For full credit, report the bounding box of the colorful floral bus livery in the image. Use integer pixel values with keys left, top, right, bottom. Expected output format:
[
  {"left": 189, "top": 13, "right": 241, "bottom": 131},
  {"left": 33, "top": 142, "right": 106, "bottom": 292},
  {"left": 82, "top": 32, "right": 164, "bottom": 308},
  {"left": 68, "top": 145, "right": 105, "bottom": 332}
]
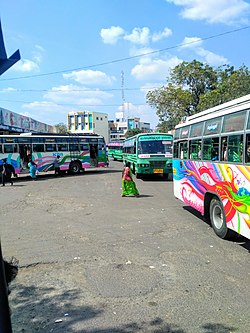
[
  {"left": 173, "top": 160, "right": 250, "bottom": 239},
  {"left": 173, "top": 94, "right": 250, "bottom": 240},
  {"left": 0, "top": 133, "right": 108, "bottom": 175}
]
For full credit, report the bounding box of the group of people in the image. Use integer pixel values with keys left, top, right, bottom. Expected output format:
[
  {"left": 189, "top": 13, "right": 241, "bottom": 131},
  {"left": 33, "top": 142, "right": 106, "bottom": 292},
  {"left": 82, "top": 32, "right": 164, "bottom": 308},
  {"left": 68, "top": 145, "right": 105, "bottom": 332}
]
[
  {"left": 0, "top": 155, "right": 62, "bottom": 186},
  {"left": 1, "top": 155, "right": 139, "bottom": 196}
]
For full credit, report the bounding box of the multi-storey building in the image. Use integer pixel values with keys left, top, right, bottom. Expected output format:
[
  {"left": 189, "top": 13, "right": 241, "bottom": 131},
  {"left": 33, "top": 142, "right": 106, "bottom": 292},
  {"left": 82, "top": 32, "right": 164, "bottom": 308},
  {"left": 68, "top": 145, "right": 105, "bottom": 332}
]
[
  {"left": 108, "top": 112, "right": 151, "bottom": 142},
  {"left": 68, "top": 111, "right": 109, "bottom": 143}
]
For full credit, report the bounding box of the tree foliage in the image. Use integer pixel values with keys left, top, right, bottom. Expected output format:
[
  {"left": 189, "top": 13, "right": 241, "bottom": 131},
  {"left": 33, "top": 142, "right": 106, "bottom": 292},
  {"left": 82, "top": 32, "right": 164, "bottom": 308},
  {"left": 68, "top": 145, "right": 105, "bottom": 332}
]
[
  {"left": 54, "top": 122, "right": 68, "bottom": 134},
  {"left": 146, "top": 60, "right": 250, "bottom": 131},
  {"left": 125, "top": 128, "right": 143, "bottom": 138}
]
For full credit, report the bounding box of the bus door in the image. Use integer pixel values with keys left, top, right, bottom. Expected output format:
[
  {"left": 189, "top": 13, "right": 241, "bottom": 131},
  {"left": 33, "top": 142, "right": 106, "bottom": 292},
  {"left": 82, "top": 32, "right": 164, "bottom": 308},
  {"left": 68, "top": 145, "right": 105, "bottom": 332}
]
[
  {"left": 89, "top": 143, "right": 98, "bottom": 167},
  {"left": 19, "top": 144, "right": 32, "bottom": 170}
]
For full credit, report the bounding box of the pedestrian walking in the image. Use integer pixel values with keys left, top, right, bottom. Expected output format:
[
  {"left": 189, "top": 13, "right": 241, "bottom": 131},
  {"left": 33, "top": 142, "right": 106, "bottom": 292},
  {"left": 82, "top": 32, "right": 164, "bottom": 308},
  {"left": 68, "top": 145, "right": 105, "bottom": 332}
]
[
  {"left": 121, "top": 163, "right": 139, "bottom": 197},
  {"left": 1, "top": 159, "right": 15, "bottom": 186}
]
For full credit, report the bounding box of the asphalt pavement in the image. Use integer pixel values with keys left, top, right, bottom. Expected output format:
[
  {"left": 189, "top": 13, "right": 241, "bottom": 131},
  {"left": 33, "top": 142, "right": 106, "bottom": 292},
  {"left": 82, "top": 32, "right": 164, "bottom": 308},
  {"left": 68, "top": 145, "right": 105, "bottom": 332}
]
[{"left": 1, "top": 161, "right": 249, "bottom": 333}]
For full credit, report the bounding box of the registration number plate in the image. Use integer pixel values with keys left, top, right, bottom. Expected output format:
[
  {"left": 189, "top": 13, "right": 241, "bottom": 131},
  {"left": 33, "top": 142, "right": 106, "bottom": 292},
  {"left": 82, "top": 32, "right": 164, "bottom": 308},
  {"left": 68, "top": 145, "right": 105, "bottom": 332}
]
[{"left": 153, "top": 168, "right": 163, "bottom": 174}]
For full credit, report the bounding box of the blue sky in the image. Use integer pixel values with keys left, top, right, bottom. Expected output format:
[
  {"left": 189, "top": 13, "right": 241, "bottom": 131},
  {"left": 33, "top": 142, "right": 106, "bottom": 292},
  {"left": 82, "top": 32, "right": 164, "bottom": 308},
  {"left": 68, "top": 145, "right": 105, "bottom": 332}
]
[{"left": 1, "top": 0, "right": 250, "bottom": 129}]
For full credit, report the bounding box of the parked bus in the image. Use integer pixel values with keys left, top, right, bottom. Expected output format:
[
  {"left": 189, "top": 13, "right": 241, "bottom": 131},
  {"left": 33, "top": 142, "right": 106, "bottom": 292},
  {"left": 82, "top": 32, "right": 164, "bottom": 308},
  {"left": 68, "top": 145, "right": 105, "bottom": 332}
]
[
  {"left": 173, "top": 94, "right": 250, "bottom": 240},
  {"left": 0, "top": 132, "right": 108, "bottom": 175},
  {"left": 123, "top": 132, "right": 173, "bottom": 178},
  {"left": 107, "top": 142, "right": 123, "bottom": 161}
]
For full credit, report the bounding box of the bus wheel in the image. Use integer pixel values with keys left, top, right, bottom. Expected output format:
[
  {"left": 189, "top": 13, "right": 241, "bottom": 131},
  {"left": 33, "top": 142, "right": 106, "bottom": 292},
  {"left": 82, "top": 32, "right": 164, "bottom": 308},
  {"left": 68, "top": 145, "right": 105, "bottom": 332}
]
[
  {"left": 209, "top": 198, "right": 231, "bottom": 239},
  {"left": 163, "top": 173, "right": 169, "bottom": 180},
  {"left": 135, "top": 172, "right": 141, "bottom": 179},
  {"left": 69, "top": 161, "right": 81, "bottom": 174},
  {"left": 132, "top": 164, "right": 136, "bottom": 175}
]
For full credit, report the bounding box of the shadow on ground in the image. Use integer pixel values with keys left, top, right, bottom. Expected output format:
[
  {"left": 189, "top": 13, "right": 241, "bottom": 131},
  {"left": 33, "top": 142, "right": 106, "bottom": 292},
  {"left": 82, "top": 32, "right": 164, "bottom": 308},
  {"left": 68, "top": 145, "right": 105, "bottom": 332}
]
[
  {"left": 183, "top": 206, "right": 250, "bottom": 251},
  {"left": 9, "top": 283, "right": 237, "bottom": 333},
  {"left": 140, "top": 174, "right": 173, "bottom": 182}
]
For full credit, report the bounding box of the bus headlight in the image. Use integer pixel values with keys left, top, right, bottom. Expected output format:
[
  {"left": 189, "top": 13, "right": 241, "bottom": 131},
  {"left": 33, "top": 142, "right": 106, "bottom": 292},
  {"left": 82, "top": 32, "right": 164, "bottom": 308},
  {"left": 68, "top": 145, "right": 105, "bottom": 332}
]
[{"left": 138, "top": 164, "right": 149, "bottom": 168}]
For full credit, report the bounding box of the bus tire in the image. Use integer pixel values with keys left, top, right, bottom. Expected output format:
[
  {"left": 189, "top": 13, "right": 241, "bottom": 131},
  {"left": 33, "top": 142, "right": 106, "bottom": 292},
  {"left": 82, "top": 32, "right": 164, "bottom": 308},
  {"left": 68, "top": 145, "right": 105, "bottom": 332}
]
[
  {"left": 135, "top": 172, "right": 141, "bottom": 179},
  {"left": 163, "top": 173, "right": 169, "bottom": 180},
  {"left": 132, "top": 164, "right": 136, "bottom": 175},
  {"left": 209, "top": 197, "right": 231, "bottom": 239},
  {"left": 69, "top": 161, "right": 81, "bottom": 174}
]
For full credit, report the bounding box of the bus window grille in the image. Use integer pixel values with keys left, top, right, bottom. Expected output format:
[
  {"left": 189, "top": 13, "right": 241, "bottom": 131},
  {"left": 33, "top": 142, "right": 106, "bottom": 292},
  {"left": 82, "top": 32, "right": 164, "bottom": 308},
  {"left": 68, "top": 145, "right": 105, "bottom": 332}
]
[{"left": 150, "top": 161, "right": 166, "bottom": 168}]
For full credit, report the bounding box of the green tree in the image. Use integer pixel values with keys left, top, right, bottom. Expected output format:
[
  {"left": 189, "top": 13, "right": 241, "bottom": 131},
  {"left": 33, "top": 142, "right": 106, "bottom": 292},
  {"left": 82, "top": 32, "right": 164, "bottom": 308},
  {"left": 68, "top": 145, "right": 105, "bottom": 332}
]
[
  {"left": 146, "top": 60, "right": 250, "bottom": 131},
  {"left": 199, "top": 65, "right": 250, "bottom": 110},
  {"left": 125, "top": 128, "right": 143, "bottom": 138},
  {"left": 147, "top": 83, "right": 192, "bottom": 131},
  {"left": 54, "top": 122, "right": 68, "bottom": 134}
]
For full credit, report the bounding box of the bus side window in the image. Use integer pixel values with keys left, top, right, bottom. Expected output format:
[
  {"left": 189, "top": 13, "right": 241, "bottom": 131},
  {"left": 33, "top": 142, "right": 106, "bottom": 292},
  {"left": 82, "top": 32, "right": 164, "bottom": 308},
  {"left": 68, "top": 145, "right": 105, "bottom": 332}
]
[
  {"left": 204, "top": 137, "right": 219, "bottom": 161},
  {"left": 189, "top": 139, "right": 202, "bottom": 160},
  {"left": 80, "top": 143, "right": 88, "bottom": 151},
  {"left": 173, "top": 142, "right": 178, "bottom": 158},
  {"left": 211, "top": 138, "right": 219, "bottom": 161},
  {"left": 33, "top": 144, "right": 45, "bottom": 152},
  {"left": 69, "top": 144, "right": 79, "bottom": 151},
  {"left": 45, "top": 144, "right": 57, "bottom": 152},
  {"left": 245, "top": 134, "right": 250, "bottom": 163},
  {"left": 57, "top": 143, "right": 68, "bottom": 151},
  {"left": 179, "top": 141, "right": 188, "bottom": 159},
  {"left": 221, "top": 137, "right": 228, "bottom": 161},
  {"left": 4, "top": 144, "right": 18, "bottom": 153},
  {"left": 227, "top": 135, "right": 243, "bottom": 163}
]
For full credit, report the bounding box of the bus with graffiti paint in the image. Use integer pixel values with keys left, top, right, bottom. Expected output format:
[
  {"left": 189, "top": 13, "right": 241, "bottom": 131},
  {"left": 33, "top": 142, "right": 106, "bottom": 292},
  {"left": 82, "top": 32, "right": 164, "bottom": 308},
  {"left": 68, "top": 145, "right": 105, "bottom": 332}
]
[
  {"left": 107, "top": 142, "right": 123, "bottom": 161},
  {"left": 123, "top": 132, "right": 173, "bottom": 179},
  {"left": 0, "top": 132, "right": 108, "bottom": 175},
  {"left": 173, "top": 94, "right": 250, "bottom": 240}
]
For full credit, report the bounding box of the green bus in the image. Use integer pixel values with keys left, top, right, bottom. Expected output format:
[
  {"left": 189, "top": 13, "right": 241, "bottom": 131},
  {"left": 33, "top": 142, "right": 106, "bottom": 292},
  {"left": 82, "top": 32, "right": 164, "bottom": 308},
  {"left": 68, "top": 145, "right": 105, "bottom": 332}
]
[
  {"left": 123, "top": 133, "right": 173, "bottom": 178},
  {"left": 107, "top": 142, "right": 123, "bottom": 161}
]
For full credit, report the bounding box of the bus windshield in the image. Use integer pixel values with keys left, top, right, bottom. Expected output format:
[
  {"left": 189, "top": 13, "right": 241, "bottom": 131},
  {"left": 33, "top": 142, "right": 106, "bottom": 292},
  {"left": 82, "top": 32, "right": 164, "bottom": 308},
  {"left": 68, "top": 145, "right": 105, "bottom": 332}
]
[{"left": 138, "top": 140, "right": 173, "bottom": 155}]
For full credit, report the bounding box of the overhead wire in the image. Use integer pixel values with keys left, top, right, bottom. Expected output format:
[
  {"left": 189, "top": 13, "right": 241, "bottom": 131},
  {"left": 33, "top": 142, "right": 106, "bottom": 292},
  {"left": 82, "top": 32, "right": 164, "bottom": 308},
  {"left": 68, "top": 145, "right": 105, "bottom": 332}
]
[
  {"left": 0, "top": 99, "right": 147, "bottom": 107},
  {"left": 0, "top": 25, "right": 249, "bottom": 82},
  {"left": 0, "top": 25, "right": 249, "bottom": 109}
]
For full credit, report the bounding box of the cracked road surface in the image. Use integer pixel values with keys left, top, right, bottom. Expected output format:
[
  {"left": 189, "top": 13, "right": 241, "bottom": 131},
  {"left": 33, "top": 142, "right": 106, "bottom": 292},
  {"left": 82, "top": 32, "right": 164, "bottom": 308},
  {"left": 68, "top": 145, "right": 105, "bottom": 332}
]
[{"left": 1, "top": 162, "right": 249, "bottom": 333}]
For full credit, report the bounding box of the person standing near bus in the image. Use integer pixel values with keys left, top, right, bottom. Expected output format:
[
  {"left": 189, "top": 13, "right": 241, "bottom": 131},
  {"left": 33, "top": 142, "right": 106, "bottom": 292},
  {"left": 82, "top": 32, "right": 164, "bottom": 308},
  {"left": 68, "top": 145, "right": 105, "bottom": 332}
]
[
  {"left": 28, "top": 160, "right": 37, "bottom": 180},
  {"left": 53, "top": 155, "right": 61, "bottom": 176},
  {"left": 121, "top": 163, "right": 139, "bottom": 197},
  {"left": 1, "top": 159, "right": 14, "bottom": 186}
]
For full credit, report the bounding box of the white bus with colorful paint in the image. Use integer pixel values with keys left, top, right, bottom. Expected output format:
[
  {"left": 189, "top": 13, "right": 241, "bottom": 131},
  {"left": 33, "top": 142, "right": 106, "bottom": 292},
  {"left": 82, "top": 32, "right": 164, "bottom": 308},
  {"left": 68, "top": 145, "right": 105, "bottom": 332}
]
[
  {"left": 0, "top": 132, "right": 108, "bottom": 175},
  {"left": 173, "top": 94, "right": 250, "bottom": 240},
  {"left": 123, "top": 132, "right": 173, "bottom": 179}
]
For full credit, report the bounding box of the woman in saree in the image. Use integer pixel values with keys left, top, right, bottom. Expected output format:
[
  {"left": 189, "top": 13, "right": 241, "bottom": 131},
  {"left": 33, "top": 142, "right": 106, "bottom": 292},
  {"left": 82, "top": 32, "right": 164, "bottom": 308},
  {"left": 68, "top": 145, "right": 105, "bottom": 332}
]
[{"left": 122, "top": 163, "right": 139, "bottom": 197}]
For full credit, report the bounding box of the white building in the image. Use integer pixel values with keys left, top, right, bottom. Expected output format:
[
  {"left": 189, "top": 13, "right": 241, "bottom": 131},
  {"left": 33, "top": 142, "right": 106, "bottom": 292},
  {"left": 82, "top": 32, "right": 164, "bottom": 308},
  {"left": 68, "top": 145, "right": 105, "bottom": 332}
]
[
  {"left": 67, "top": 111, "right": 109, "bottom": 143},
  {"left": 108, "top": 112, "right": 151, "bottom": 142}
]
